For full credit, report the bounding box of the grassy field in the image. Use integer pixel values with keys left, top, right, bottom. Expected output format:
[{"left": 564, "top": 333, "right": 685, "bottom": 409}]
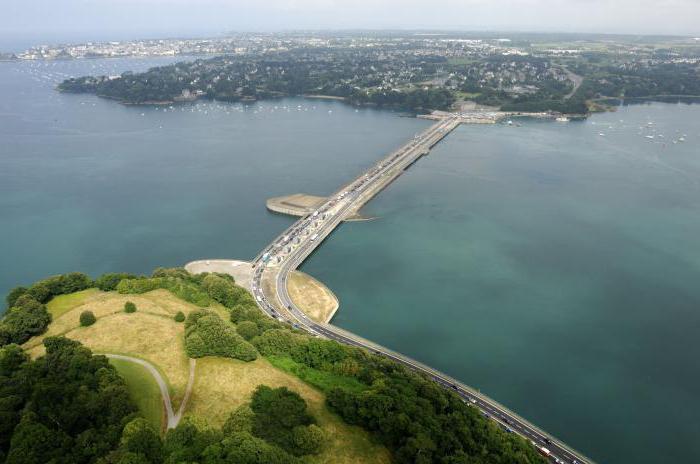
[
  {"left": 288, "top": 271, "right": 339, "bottom": 323},
  {"left": 46, "top": 288, "right": 104, "bottom": 318},
  {"left": 25, "top": 288, "right": 391, "bottom": 463},
  {"left": 188, "top": 356, "right": 390, "bottom": 464},
  {"left": 25, "top": 289, "right": 201, "bottom": 408},
  {"left": 110, "top": 358, "right": 164, "bottom": 431},
  {"left": 267, "top": 355, "right": 366, "bottom": 393}
]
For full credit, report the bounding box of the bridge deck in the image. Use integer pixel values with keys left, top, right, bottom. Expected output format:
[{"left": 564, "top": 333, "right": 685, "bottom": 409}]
[{"left": 194, "top": 114, "right": 593, "bottom": 464}]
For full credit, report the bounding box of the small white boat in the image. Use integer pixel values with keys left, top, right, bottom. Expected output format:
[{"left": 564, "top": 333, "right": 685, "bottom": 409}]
[{"left": 555, "top": 117, "right": 570, "bottom": 122}]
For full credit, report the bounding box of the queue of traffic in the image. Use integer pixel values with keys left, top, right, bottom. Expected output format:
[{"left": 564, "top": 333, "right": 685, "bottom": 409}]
[{"left": 245, "top": 114, "right": 589, "bottom": 464}]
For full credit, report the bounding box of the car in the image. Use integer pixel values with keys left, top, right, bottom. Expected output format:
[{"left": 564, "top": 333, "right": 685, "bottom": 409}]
[{"left": 543, "top": 438, "right": 552, "bottom": 445}]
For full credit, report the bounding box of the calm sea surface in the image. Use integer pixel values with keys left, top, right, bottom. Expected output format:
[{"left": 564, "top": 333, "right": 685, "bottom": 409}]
[{"left": 2, "top": 57, "right": 700, "bottom": 463}]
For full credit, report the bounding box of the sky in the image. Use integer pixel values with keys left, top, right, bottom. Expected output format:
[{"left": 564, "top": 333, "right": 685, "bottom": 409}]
[{"left": 2, "top": 0, "right": 699, "bottom": 49}]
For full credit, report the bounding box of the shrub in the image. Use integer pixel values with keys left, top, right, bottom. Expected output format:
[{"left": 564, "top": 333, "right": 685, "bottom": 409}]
[
  {"left": 250, "top": 385, "right": 318, "bottom": 456},
  {"left": 223, "top": 404, "right": 254, "bottom": 435},
  {"left": 174, "top": 311, "right": 185, "bottom": 323},
  {"left": 0, "top": 295, "right": 52, "bottom": 346},
  {"left": 184, "top": 312, "right": 257, "bottom": 362},
  {"left": 24, "top": 273, "right": 93, "bottom": 304},
  {"left": 252, "top": 329, "right": 301, "bottom": 356},
  {"left": 120, "top": 418, "right": 163, "bottom": 463},
  {"left": 229, "top": 303, "right": 262, "bottom": 324},
  {"left": 236, "top": 321, "right": 259, "bottom": 341},
  {"left": 5, "top": 287, "right": 28, "bottom": 308},
  {"left": 79, "top": 311, "right": 96, "bottom": 327},
  {"left": 292, "top": 424, "right": 325, "bottom": 455},
  {"left": 124, "top": 301, "right": 137, "bottom": 313},
  {"left": 117, "top": 277, "right": 210, "bottom": 307},
  {"left": 95, "top": 273, "right": 138, "bottom": 291}
]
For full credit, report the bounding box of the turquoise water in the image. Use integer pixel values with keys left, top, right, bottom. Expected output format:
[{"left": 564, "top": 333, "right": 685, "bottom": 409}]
[
  {"left": 302, "top": 104, "right": 700, "bottom": 463},
  {"left": 2, "top": 57, "right": 700, "bottom": 463}
]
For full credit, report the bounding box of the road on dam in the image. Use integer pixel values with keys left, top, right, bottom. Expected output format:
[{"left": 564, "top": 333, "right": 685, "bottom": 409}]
[{"left": 188, "top": 113, "right": 593, "bottom": 464}]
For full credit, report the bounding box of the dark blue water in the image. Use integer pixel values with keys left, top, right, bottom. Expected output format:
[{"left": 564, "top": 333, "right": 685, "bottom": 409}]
[{"left": 2, "top": 57, "right": 700, "bottom": 463}]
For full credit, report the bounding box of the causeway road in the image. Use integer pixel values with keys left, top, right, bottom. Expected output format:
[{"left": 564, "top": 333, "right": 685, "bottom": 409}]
[{"left": 201, "top": 114, "right": 592, "bottom": 464}]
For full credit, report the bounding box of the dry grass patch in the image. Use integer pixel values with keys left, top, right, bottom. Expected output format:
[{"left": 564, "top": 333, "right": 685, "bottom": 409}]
[
  {"left": 24, "top": 290, "right": 202, "bottom": 408},
  {"left": 188, "top": 357, "right": 390, "bottom": 464},
  {"left": 287, "top": 271, "right": 339, "bottom": 323},
  {"left": 46, "top": 288, "right": 105, "bottom": 318}
]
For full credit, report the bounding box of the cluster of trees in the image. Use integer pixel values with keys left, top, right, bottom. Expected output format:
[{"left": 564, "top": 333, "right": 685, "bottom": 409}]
[
  {"left": 0, "top": 294, "right": 51, "bottom": 346},
  {"left": 349, "top": 87, "right": 456, "bottom": 112},
  {"left": 0, "top": 348, "right": 310, "bottom": 464},
  {"left": 116, "top": 275, "right": 211, "bottom": 307},
  {"left": 0, "top": 337, "right": 137, "bottom": 463},
  {"left": 574, "top": 62, "right": 700, "bottom": 101},
  {"left": 2, "top": 268, "right": 547, "bottom": 463},
  {"left": 7, "top": 272, "right": 92, "bottom": 306},
  {"left": 1, "top": 272, "right": 92, "bottom": 347},
  {"left": 199, "top": 274, "right": 254, "bottom": 309},
  {"left": 501, "top": 97, "right": 589, "bottom": 114},
  {"left": 248, "top": 386, "right": 324, "bottom": 456},
  {"left": 104, "top": 414, "right": 308, "bottom": 464},
  {"left": 184, "top": 310, "right": 257, "bottom": 362},
  {"left": 58, "top": 49, "right": 456, "bottom": 112},
  {"left": 251, "top": 329, "right": 546, "bottom": 463},
  {"left": 99, "top": 385, "right": 324, "bottom": 464}
]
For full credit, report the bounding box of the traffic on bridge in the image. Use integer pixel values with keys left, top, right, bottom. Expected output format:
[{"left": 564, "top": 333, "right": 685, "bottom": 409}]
[{"left": 247, "top": 114, "right": 591, "bottom": 464}]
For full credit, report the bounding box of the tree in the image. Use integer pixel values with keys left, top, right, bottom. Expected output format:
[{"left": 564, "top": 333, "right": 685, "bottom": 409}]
[
  {"left": 250, "top": 386, "right": 316, "bottom": 455},
  {"left": 2, "top": 337, "right": 137, "bottom": 463},
  {"left": 236, "top": 321, "right": 259, "bottom": 341},
  {"left": 163, "top": 417, "right": 221, "bottom": 463},
  {"left": 80, "top": 311, "right": 97, "bottom": 327},
  {"left": 124, "top": 302, "right": 137, "bottom": 313},
  {"left": 95, "top": 273, "right": 138, "bottom": 291},
  {"left": 223, "top": 405, "right": 254, "bottom": 435},
  {"left": 5, "top": 287, "right": 27, "bottom": 309},
  {"left": 174, "top": 311, "right": 185, "bottom": 323},
  {"left": 0, "top": 296, "right": 52, "bottom": 346},
  {"left": 291, "top": 424, "right": 324, "bottom": 455},
  {"left": 120, "top": 418, "right": 162, "bottom": 463}
]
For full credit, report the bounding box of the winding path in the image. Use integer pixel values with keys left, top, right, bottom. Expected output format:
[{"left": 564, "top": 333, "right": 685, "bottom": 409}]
[{"left": 106, "top": 354, "right": 196, "bottom": 429}]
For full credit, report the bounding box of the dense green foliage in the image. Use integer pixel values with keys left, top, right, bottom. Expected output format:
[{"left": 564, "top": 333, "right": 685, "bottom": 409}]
[
  {"left": 235, "top": 321, "right": 259, "bottom": 341},
  {"left": 1, "top": 272, "right": 95, "bottom": 347},
  {"left": 116, "top": 277, "right": 211, "bottom": 307},
  {"left": 0, "top": 295, "right": 52, "bottom": 346},
  {"left": 124, "top": 302, "right": 137, "bottom": 314},
  {"left": 249, "top": 385, "right": 323, "bottom": 456},
  {"left": 252, "top": 330, "right": 546, "bottom": 463},
  {"left": 80, "top": 310, "right": 97, "bottom": 327},
  {"left": 58, "top": 50, "right": 456, "bottom": 112},
  {"left": 95, "top": 273, "right": 138, "bottom": 292},
  {"left": 267, "top": 355, "right": 367, "bottom": 393},
  {"left": 8, "top": 272, "right": 93, "bottom": 306},
  {"left": 184, "top": 310, "right": 257, "bottom": 362},
  {"left": 0, "top": 338, "right": 137, "bottom": 463},
  {"left": 1, "top": 268, "right": 548, "bottom": 463}
]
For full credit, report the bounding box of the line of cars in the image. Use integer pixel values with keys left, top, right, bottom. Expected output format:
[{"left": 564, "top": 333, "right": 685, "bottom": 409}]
[{"left": 248, "top": 116, "right": 587, "bottom": 464}]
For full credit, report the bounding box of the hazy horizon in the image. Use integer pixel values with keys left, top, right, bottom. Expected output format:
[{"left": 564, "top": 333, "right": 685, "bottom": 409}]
[{"left": 3, "top": 0, "right": 699, "bottom": 51}]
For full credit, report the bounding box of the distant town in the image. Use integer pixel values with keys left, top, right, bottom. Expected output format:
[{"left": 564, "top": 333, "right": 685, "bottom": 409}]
[{"left": 9, "top": 31, "right": 699, "bottom": 115}]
